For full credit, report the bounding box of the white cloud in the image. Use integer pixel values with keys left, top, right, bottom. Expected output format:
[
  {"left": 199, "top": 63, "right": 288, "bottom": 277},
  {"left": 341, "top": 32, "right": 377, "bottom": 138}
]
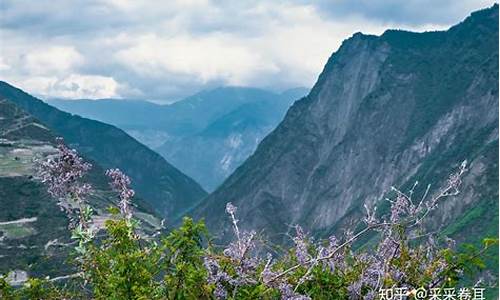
[
  {"left": 112, "top": 2, "right": 402, "bottom": 94},
  {"left": 115, "top": 33, "right": 278, "bottom": 85},
  {"left": 18, "top": 74, "right": 119, "bottom": 99},
  {"left": 0, "top": 56, "right": 10, "bottom": 71},
  {"left": 0, "top": 0, "right": 494, "bottom": 101},
  {"left": 307, "top": 0, "right": 496, "bottom": 25},
  {"left": 23, "top": 46, "right": 84, "bottom": 75}
]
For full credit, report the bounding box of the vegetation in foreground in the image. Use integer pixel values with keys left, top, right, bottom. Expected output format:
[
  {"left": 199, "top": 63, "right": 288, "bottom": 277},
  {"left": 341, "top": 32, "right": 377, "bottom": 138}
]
[{"left": 0, "top": 139, "right": 497, "bottom": 299}]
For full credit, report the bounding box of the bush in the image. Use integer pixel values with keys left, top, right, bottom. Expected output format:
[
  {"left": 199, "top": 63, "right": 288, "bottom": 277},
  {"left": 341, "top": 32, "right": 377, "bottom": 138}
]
[{"left": 0, "top": 140, "right": 496, "bottom": 300}]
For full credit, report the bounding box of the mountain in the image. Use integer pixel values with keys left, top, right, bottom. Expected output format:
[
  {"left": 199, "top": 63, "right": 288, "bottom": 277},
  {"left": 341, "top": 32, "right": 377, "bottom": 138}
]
[
  {"left": 48, "top": 87, "right": 309, "bottom": 191},
  {"left": 46, "top": 98, "right": 161, "bottom": 133},
  {"left": 157, "top": 88, "right": 308, "bottom": 191},
  {"left": 0, "top": 98, "right": 162, "bottom": 278},
  {"left": 192, "top": 5, "right": 499, "bottom": 247},
  {"left": 157, "top": 87, "right": 308, "bottom": 136},
  {"left": 0, "top": 82, "right": 207, "bottom": 219}
]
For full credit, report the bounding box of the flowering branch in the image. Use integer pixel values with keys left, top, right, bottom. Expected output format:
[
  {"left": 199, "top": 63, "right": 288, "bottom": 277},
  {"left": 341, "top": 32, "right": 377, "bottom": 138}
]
[
  {"left": 37, "top": 138, "right": 93, "bottom": 227},
  {"left": 37, "top": 138, "right": 95, "bottom": 255},
  {"left": 105, "top": 168, "right": 135, "bottom": 220},
  {"left": 206, "top": 161, "right": 470, "bottom": 300}
]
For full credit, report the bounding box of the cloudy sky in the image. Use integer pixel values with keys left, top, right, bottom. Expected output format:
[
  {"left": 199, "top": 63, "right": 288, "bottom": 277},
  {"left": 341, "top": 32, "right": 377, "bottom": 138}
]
[{"left": 0, "top": 0, "right": 495, "bottom": 102}]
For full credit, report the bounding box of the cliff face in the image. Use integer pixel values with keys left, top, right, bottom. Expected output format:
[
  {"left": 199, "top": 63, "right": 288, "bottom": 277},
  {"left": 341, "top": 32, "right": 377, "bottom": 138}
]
[{"left": 193, "top": 5, "right": 499, "bottom": 242}]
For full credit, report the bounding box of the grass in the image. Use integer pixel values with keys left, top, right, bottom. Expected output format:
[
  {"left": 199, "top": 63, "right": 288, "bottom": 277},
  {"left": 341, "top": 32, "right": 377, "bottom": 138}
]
[
  {"left": 0, "top": 142, "right": 57, "bottom": 177},
  {"left": 0, "top": 223, "right": 36, "bottom": 239},
  {"left": 135, "top": 211, "right": 163, "bottom": 229},
  {"left": 442, "top": 199, "right": 497, "bottom": 237}
]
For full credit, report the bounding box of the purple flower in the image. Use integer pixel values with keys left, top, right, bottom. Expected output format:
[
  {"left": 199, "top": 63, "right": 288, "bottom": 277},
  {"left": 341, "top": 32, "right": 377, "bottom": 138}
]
[
  {"left": 226, "top": 202, "right": 237, "bottom": 215},
  {"left": 261, "top": 254, "right": 310, "bottom": 299},
  {"left": 222, "top": 229, "right": 259, "bottom": 285},
  {"left": 391, "top": 268, "right": 406, "bottom": 282},
  {"left": 37, "top": 138, "right": 93, "bottom": 229},
  {"left": 346, "top": 253, "right": 384, "bottom": 298},
  {"left": 445, "top": 237, "right": 456, "bottom": 249},
  {"left": 223, "top": 230, "right": 256, "bottom": 261},
  {"left": 222, "top": 202, "right": 261, "bottom": 284},
  {"left": 362, "top": 259, "right": 383, "bottom": 289},
  {"left": 105, "top": 168, "right": 135, "bottom": 219},
  {"left": 225, "top": 202, "right": 241, "bottom": 241},
  {"left": 365, "top": 290, "right": 376, "bottom": 300},
  {"left": 37, "top": 138, "right": 92, "bottom": 202},
  {"left": 204, "top": 256, "right": 222, "bottom": 284},
  {"left": 293, "top": 225, "right": 311, "bottom": 265},
  {"left": 278, "top": 282, "right": 311, "bottom": 300},
  {"left": 204, "top": 256, "right": 234, "bottom": 299},
  {"left": 214, "top": 283, "right": 228, "bottom": 300},
  {"left": 347, "top": 280, "right": 362, "bottom": 298},
  {"left": 317, "top": 234, "right": 346, "bottom": 272},
  {"left": 390, "top": 194, "right": 410, "bottom": 223},
  {"left": 377, "top": 236, "right": 394, "bottom": 259},
  {"left": 261, "top": 253, "right": 278, "bottom": 284}
]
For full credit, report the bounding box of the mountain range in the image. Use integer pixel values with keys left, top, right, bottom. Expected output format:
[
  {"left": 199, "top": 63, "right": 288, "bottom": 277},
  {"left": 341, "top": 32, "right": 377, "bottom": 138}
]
[
  {"left": 48, "top": 87, "right": 308, "bottom": 191},
  {"left": 0, "top": 98, "right": 163, "bottom": 278},
  {"left": 0, "top": 81, "right": 207, "bottom": 220},
  {"left": 0, "top": 4, "right": 497, "bottom": 285},
  {"left": 192, "top": 4, "right": 499, "bottom": 251}
]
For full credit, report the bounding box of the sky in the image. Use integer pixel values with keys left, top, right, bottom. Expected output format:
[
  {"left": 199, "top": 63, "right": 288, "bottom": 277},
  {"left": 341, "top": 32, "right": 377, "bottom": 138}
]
[{"left": 0, "top": 0, "right": 495, "bottom": 103}]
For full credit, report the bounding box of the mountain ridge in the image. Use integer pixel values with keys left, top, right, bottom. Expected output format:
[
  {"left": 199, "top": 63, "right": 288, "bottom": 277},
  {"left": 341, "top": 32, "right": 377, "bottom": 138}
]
[
  {"left": 191, "top": 5, "right": 499, "bottom": 244},
  {"left": 0, "top": 98, "right": 163, "bottom": 278},
  {"left": 48, "top": 86, "right": 309, "bottom": 191},
  {"left": 0, "top": 81, "right": 207, "bottom": 220}
]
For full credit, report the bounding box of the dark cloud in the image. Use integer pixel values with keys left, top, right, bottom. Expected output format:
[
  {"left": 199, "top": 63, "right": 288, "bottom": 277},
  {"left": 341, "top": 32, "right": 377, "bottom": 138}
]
[
  {"left": 0, "top": 0, "right": 495, "bottom": 101},
  {"left": 302, "top": 0, "right": 496, "bottom": 26},
  {"left": 0, "top": 0, "right": 130, "bottom": 36}
]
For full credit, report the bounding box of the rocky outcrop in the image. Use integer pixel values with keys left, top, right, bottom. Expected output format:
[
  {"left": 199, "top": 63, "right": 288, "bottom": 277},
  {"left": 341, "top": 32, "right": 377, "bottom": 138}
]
[{"left": 192, "top": 5, "right": 499, "bottom": 243}]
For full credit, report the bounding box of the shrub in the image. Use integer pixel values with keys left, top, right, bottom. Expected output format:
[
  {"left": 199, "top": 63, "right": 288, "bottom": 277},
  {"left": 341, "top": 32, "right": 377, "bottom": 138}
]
[{"left": 0, "top": 140, "right": 496, "bottom": 300}]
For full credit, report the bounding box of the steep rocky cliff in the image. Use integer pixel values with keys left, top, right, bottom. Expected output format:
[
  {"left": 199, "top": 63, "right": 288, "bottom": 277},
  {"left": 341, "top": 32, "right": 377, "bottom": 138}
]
[{"left": 193, "top": 5, "right": 499, "bottom": 245}]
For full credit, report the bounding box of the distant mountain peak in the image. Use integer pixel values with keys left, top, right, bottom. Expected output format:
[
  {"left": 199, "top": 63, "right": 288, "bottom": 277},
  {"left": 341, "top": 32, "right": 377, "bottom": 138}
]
[{"left": 47, "top": 86, "right": 309, "bottom": 191}]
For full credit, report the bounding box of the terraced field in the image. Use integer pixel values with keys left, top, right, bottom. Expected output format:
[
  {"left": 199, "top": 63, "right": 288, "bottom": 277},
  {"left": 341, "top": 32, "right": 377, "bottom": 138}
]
[{"left": 0, "top": 98, "right": 164, "bottom": 280}]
